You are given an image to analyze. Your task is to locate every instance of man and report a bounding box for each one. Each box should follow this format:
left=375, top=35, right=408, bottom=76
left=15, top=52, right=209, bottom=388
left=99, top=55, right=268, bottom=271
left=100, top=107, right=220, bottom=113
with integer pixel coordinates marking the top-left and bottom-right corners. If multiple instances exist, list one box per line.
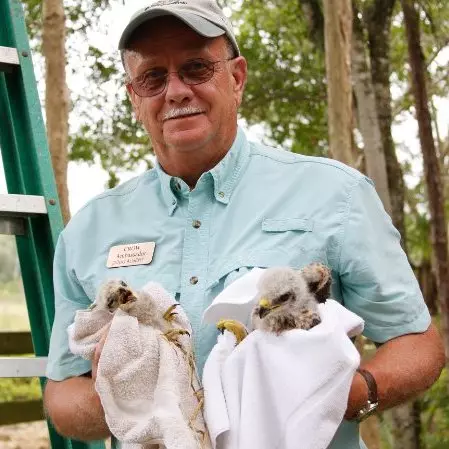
left=44, top=1, right=445, bottom=448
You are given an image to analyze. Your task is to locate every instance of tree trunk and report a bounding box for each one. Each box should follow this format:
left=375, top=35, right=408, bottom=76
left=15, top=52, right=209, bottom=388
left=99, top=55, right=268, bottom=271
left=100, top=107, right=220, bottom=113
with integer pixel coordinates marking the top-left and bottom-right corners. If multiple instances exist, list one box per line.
left=351, top=8, right=392, bottom=214
left=42, top=0, right=71, bottom=224
left=416, top=259, right=438, bottom=316
left=364, top=0, right=406, bottom=240
left=401, top=0, right=449, bottom=362
left=389, top=401, right=422, bottom=449
left=360, top=415, right=381, bottom=449
left=322, top=0, right=354, bottom=166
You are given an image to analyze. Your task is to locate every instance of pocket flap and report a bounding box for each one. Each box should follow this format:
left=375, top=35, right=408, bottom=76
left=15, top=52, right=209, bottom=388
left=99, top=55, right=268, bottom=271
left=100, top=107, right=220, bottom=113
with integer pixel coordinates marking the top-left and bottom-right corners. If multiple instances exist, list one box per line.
left=262, top=217, right=313, bottom=232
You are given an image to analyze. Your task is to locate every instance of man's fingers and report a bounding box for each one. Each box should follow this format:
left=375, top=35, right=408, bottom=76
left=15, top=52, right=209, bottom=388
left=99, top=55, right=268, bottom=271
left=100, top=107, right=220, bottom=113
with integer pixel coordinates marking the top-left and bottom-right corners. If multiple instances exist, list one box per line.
left=92, top=324, right=111, bottom=381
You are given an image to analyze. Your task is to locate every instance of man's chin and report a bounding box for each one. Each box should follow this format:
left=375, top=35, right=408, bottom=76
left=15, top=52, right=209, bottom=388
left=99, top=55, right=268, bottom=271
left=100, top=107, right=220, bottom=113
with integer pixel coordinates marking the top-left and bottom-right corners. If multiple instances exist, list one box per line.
left=163, top=127, right=213, bottom=152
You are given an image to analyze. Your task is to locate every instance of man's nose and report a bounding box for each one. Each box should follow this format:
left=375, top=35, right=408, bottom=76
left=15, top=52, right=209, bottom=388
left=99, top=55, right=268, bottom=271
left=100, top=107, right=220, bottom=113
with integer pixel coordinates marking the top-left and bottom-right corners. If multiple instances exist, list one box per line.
left=164, top=72, right=194, bottom=103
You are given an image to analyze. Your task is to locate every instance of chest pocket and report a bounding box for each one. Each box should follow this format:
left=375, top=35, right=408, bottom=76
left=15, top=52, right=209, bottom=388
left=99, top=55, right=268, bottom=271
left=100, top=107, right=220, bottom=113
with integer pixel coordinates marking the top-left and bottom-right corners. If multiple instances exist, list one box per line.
left=261, top=217, right=316, bottom=253
left=207, top=217, right=328, bottom=294
left=262, top=217, right=314, bottom=233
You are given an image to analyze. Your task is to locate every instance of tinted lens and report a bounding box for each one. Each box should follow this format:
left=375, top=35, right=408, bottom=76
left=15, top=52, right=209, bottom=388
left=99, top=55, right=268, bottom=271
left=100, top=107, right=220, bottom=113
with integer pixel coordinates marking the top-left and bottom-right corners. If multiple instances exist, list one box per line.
left=129, top=59, right=218, bottom=97
left=180, top=59, right=215, bottom=85
left=132, top=68, right=167, bottom=96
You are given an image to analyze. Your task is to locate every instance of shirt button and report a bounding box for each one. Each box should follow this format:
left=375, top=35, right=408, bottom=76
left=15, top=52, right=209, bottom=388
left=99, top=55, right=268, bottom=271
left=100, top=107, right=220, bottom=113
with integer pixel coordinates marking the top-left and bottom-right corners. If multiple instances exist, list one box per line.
left=190, top=276, right=199, bottom=285
left=192, top=220, right=201, bottom=229
left=172, top=199, right=176, bottom=205
left=218, top=191, right=225, bottom=198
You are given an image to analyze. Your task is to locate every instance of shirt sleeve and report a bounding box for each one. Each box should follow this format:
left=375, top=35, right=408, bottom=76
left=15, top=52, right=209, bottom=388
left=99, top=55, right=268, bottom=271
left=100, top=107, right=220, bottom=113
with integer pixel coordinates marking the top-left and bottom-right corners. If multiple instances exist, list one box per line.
left=46, top=232, right=92, bottom=381
left=337, top=176, right=431, bottom=343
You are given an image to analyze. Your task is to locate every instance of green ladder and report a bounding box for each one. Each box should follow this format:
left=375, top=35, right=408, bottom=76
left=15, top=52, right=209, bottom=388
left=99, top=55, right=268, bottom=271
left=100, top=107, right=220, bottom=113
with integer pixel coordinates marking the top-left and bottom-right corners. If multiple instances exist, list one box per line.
left=0, top=1, right=104, bottom=448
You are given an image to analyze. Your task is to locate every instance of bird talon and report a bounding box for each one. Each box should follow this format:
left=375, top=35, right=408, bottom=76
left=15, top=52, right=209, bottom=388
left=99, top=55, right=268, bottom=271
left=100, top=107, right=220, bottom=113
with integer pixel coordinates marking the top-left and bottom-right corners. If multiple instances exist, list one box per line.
left=163, top=328, right=190, bottom=342
left=163, top=303, right=180, bottom=322
left=216, top=319, right=248, bottom=345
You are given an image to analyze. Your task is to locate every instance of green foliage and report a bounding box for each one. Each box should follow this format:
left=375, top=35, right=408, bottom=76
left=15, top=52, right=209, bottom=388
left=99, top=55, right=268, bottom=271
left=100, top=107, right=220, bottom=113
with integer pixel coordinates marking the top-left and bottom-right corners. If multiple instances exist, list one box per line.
left=22, top=0, right=152, bottom=188
left=0, top=378, right=41, bottom=402
left=232, top=0, right=327, bottom=154
left=404, top=177, right=432, bottom=266
left=390, top=1, right=449, bottom=115
left=421, top=368, right=449, bottom=448
left=65, top=6, right=154, bottom=188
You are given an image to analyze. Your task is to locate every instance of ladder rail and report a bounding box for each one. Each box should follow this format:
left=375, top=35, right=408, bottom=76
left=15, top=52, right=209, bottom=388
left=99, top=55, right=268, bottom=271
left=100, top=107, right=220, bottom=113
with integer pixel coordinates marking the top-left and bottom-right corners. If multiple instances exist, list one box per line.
left=0, top=2, right=105, bottom=448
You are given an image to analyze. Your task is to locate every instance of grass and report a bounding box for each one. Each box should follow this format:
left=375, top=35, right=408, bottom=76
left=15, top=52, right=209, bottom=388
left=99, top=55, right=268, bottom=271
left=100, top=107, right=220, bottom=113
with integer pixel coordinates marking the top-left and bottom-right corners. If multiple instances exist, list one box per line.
left=0, top=278, right=41, bottom=403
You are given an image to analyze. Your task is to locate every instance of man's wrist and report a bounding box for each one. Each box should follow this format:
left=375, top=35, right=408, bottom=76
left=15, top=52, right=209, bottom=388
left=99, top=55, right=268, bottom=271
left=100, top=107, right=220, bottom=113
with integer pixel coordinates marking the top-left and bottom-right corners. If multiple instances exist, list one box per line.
left=354, top=368, right=379, bottom=421
left=345, top=370, right=369, bottom=420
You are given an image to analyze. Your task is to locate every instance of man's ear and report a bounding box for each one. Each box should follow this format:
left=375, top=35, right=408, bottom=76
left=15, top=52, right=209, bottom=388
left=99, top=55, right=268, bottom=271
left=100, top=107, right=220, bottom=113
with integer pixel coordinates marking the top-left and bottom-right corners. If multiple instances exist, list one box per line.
left=231, top=56, right=247, bottom=107
left=299, top=263, right=332, bottom=303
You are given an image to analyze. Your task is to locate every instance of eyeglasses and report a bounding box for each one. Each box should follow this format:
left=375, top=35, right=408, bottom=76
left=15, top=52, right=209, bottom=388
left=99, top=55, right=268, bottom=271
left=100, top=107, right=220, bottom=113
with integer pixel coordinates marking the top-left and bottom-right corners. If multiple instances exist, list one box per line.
left=128, top=58, right=233, bottom=98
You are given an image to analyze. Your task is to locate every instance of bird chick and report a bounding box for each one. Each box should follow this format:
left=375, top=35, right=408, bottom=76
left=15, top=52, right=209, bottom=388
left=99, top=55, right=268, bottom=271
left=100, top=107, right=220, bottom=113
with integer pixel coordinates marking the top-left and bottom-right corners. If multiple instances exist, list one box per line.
left=93, top=279, right=189, bottom=340
left=251, top=263, right=332, bottom=334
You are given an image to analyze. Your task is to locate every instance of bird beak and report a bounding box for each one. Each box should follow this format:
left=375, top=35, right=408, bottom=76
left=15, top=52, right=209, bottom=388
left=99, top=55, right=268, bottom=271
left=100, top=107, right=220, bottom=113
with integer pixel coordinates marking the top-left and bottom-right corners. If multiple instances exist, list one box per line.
left=120, top=290, right=137, bottom=305
left=258, top=297, right=272, bottom=318
left=258, top=306, right=270, bottom=319
left=124, top=293, right=137, bottom=304
left=258, top=297, right=281, bottom=318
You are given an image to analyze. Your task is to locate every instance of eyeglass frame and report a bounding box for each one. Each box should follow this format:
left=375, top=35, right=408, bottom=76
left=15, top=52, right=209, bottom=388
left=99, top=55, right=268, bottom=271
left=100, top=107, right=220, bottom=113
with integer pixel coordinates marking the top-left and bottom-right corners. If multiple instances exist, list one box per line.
left=126, top=57, right=236, bottom=98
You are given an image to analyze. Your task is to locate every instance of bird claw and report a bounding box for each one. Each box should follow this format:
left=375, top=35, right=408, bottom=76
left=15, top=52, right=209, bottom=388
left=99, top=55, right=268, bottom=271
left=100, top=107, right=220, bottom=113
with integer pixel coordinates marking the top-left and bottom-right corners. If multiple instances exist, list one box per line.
left=163, top=328, right=190, bottom=342
left=216, top=319, right=248, bottom=345
left=163, top=303, right=180, bottom=323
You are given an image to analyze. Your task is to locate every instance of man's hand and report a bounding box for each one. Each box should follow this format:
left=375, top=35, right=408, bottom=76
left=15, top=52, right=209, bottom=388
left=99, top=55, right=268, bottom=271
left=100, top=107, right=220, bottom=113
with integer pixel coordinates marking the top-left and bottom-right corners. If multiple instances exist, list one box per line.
left=92, top=323, right=111, bottom=382
left=344, top=323, right=444, bottom=420
left=44, top=325, right=112, bottom=441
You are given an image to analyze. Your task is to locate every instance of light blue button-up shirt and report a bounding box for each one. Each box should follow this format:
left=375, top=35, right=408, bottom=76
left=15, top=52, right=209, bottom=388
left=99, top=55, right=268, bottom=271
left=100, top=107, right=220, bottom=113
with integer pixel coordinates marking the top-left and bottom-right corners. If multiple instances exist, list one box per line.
left=47, top=127, right=430, bottom=449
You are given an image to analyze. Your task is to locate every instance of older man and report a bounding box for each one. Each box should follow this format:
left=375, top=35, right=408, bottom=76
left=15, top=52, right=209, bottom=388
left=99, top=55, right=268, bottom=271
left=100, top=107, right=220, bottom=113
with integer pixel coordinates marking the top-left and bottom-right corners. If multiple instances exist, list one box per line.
left=44, top=1, right=444, bottom=448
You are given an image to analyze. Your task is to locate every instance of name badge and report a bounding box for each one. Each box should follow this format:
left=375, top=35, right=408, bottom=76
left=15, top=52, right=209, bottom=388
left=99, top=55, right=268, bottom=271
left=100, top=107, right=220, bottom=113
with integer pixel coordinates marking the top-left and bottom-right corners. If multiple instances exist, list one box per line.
left=106, top=242, right=155, bottom=268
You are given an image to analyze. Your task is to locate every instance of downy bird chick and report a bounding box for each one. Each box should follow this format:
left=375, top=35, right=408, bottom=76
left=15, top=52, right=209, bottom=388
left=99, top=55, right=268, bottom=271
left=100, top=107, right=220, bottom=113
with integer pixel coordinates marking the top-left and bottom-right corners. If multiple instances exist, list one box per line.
left=92, top=279, right=189, bottom=341
left=251, top=263, right=332, bottom=334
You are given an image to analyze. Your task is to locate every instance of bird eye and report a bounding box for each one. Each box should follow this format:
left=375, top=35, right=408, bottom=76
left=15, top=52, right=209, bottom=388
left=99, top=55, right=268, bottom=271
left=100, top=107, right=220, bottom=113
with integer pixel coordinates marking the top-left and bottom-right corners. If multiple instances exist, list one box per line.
left=278, top=292, right=291, bottom=303
left=120, top=280, right=127, bottom=287
left=107, top=297, right=115, bottom=310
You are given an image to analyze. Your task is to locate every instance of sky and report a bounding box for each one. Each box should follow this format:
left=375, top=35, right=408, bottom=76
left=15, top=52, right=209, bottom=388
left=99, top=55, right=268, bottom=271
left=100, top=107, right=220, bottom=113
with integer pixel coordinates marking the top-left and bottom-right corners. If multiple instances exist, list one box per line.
left=0, top=1, right=448, bottom=215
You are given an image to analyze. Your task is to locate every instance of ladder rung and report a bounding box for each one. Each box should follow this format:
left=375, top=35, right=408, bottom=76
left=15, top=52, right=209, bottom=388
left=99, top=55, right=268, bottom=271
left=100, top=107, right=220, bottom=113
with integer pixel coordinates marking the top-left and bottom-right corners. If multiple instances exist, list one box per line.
left=0, top=194, right=48, bottom=217
left=0, top=357, right=47, bottom=377
left=0, top=46, right=19, bottom=71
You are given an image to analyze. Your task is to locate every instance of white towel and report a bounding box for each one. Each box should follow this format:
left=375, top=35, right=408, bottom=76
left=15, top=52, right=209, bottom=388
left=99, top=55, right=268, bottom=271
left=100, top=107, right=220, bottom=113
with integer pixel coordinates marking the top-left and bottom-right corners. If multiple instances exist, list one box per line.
left=202, top=268, right=364, bottom=449
left=68, top=282, right=211, bottom=449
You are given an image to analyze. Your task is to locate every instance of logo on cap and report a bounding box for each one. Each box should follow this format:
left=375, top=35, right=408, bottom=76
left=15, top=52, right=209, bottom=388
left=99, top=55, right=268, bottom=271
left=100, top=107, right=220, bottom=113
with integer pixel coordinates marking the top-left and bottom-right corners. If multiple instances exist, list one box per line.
left=146, top=0, right=188, bottom=9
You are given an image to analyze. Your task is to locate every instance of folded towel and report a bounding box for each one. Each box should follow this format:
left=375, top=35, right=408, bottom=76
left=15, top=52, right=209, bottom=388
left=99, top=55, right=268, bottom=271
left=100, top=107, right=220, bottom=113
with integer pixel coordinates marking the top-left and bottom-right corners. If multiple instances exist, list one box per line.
left=68, top=281, right=211, bottom=449
left=202, top=268, right=364, bottom=449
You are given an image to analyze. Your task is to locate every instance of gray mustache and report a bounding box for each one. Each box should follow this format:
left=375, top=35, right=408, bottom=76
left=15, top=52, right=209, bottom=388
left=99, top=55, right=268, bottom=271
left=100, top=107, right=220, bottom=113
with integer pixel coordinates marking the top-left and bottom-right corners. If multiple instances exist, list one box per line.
left=163, top=106, right=204, bottom=121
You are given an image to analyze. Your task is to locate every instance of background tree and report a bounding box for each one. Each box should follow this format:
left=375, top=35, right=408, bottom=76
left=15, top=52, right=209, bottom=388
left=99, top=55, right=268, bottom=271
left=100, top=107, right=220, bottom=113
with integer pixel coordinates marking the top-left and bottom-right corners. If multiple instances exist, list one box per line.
left=42, top=0, right=70, bottom=224
left=322, top=0, right=354, bottom=165
left=401, top=0, right=449, bottom=361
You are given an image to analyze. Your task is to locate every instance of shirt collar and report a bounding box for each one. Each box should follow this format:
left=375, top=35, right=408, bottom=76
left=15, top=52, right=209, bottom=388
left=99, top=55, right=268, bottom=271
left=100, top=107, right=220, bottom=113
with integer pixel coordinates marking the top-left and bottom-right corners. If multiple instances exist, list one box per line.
left=210, top=126, right=250, bottom=205
left=156, top=126, right=250, bottom=214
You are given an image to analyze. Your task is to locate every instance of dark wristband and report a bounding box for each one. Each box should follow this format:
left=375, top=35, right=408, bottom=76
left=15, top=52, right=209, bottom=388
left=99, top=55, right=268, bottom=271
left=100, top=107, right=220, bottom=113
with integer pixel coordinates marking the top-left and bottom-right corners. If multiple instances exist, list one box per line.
left=356, top=368, right=378, bottom=405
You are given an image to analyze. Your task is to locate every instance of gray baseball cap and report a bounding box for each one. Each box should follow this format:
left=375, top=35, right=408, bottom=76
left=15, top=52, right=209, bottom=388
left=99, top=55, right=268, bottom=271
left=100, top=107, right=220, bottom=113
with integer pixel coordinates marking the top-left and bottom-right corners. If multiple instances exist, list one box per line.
left=118, top=0, right=240, bottom=55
